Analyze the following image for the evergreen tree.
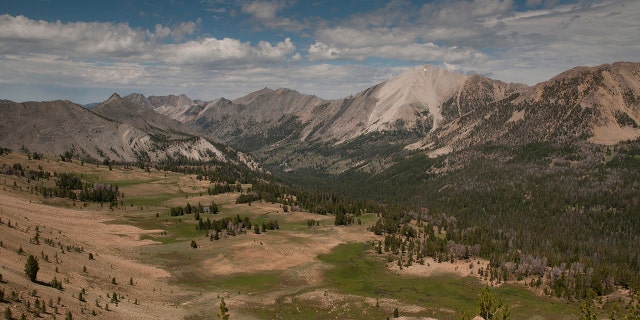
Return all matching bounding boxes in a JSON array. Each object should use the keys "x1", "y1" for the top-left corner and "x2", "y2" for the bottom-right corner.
[
  {"x1": 24, "y1": 255, "x2": 39, "y2": 282},
  {"x1": 578, "y1": 290, "x2": 598, "y2": 320},
  {"x1": 477, "y1": 286, "x2": 510, "y2": 320},
  {"x1": 218, "y1": 297, "x2": 229, "y2": 320}
]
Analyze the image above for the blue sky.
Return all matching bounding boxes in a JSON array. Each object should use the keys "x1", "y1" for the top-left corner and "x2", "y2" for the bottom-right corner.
[{"x1": 1, "y1": 0, "x2": 638, "y2": 103}]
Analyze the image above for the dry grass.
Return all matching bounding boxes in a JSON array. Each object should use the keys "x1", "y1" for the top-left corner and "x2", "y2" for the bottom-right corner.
[{"x1": 0, "y1": 187, "x2": 187, "y2": 319}]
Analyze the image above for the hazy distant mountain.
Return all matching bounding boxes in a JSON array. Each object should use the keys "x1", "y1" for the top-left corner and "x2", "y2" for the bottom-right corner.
[
  {"x1": 124, "y1": 93, "x2": 206, "y2": 123},
  {"x1": 82, "y1": 102, "x2": 100, "y2": 109}
]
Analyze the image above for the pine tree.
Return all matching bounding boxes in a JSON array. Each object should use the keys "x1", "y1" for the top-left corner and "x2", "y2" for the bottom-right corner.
[
  {"x1": 218, "y1": 297, "x2": 229, "y2": 320},
  {"x1": 24, "y1": 255, "x2": 39, "y2": 282},
  {"x1": 477, "y1": 286, "x2": 510, "y2": 320},
  {"x1": 578, "y1": 290, "x2": 598, "y2": 320}
]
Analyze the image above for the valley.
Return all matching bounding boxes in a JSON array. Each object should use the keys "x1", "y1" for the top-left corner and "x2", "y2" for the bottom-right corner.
[{"x1": 0, "y1": 152, "x2": 588, "y2": 319}]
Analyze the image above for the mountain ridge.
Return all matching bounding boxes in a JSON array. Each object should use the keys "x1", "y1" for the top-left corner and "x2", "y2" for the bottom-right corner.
[
  {"x1": 0, "y1": 96, "x2": 249, "y2": 167},
  {"x1": 3, "y1": 61, "x2": 640, "y2": 173},
  {"x1": 115, "y1": 62, "x2": 640, "y2": 173},
  {"x1": 125, "y1": 65, "x2": 528, "y2": 143}
]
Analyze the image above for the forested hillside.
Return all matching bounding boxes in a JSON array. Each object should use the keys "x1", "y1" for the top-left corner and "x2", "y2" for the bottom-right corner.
[{"x1": 281, "y1": 139, "x2": 640, "y2": 302}]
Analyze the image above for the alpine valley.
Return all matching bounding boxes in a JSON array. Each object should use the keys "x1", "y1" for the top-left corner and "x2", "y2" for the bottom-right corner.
[{"x1": 2, "y1": 61, "x2": 640, "y2": 319}]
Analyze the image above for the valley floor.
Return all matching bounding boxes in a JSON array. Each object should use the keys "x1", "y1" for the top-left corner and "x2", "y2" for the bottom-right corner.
[{"x1": 0, "y1": 153, "x2": 581, "y2": 319}]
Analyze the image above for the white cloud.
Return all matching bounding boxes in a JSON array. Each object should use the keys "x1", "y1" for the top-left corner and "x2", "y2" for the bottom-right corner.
[
  {"x1": 242, "y1": 1, "x2": 281, "y2": 21},
  {"x1": 170, "y1": 21, "x2": 199, "y2": 41},
  {"x1": 154, "y1": 24, "x2": 172, "y2": 40},
  {"x1": 160, "y1": 37, "x2": 295, "y2": 67},
  {"x1": 471, "y1": 0, "x2": 514, "y2": 17},
  {"x1": 0, "y1": 14, "x2": 149, "y2": 58},
  {"x1": 241, "y1": 0, "x2": 301, "y2": 30},
  {"x1": 307, "y1": 0, "x2": 511, "y2": 63},
  {"x1": 315, "y1": 26, "x2": 415, "y2": 48},
  {"x1": 307, "y1": 42, "x2": 342, "y2": 61},
  {"x1": 307, "y1": 41, "x2": 484, "y2": 64},
  {"x1": 0, "y1": 13, "x2": 294, "y2": 68},
  {"x1": 476, "y1": 0, "x2": 640, "y2": 84},
  {"x1": 0, "y1": 53, "x2": 152, "y2": 86}
]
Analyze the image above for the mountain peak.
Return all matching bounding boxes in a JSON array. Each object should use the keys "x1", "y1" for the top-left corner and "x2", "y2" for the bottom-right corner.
[
  {"x1": 108, "y1": 93, "x2": 122, "y2": 101},
  {"x1": 232, "y1": 87, "x2": 275, "y2": 105},
  {"x1": 369, "y1": 65, "x2": 470, "y2": 131}
]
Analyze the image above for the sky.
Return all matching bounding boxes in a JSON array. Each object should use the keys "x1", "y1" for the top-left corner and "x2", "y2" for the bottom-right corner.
[{"x1": 0, "y1": 0, "x2": 638, "y2": 104}]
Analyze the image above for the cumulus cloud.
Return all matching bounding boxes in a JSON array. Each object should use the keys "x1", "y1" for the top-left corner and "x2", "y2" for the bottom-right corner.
[
  {"x1": 0, "y1": 14, "x2": 149, "y2": 58},
  {"x1": 0, "y1": 13, "x2": 294, "y2": 68},
  {"x1": 307, "y1": 42, "x2": 342, "y2": 61},
  {"x1": 154, "y1": 24, "x2": 172, "y2": 40},
  {"x1": 170, "y1": 21, "x2": 199, "y2": 41},
  {"x1": 160, "y1": 37, "x2": 295, "y2": 67}
]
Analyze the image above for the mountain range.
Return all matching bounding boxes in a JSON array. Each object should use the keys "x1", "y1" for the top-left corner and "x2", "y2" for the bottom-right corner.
[
  {"x1": 1, "y1": 62, "x2": 639, "y2": 175},
  {"x1": 121, "y1": 61, "x2": 640, "y2": 173},
  {"x1": 0, "y1": 94, "x2": 238, "y2": 166}
]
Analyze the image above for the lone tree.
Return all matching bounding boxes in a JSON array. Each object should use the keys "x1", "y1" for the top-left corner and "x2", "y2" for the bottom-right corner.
[
  {"x1": 477, "y1": 286, "x2": 510, "y2": 320},
  {"x1": 24, "y1": 255, "x2": 39, "y2": 282},
  {"x1": 217, "y1": 297, "x2": 229, "y2": 320}
]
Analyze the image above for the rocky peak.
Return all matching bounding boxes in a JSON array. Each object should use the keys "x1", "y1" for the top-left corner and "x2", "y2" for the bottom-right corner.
[
  {"x1": 370, "y1": 65, "x2": 470, "y2": 130},
  {"x1": 107, "y1": 92, "x2": 122, "y2": 101}
]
